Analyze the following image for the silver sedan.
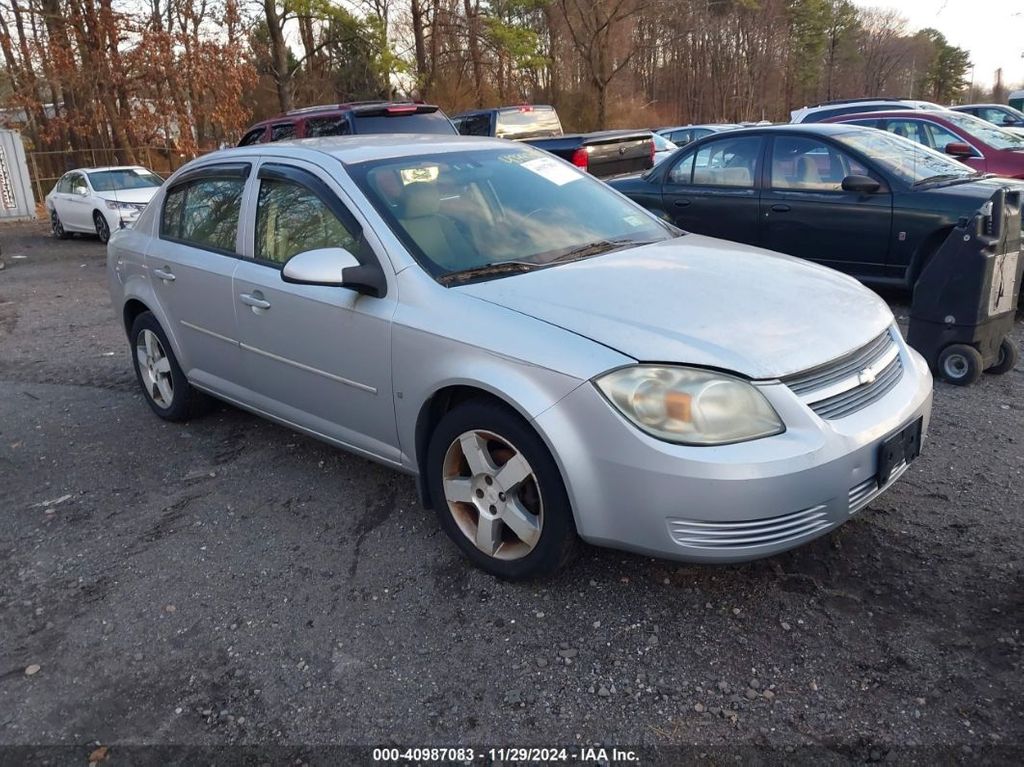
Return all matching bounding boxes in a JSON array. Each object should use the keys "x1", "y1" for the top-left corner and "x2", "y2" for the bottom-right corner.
[{"x1": 107, "y1": 135, "x2": 933, "y2": 579}]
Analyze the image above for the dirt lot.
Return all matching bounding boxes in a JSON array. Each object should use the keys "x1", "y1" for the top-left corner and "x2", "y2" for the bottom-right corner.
[{"x1": 0, "y1": 221, "x2": 1021, "y2": 762}]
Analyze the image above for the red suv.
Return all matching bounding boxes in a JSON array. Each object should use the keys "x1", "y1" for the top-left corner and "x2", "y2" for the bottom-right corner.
[
  {"x1": 823, "y1": 109, "x2": 1024, "y2": 178},
  {"x1": 238, "y1": 101, "x2": 457, "y2": 146}
]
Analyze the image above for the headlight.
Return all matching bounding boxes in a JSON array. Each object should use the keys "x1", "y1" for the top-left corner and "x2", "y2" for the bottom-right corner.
[
  {"x1": 105, "y1": 200, "x2": 139, "y2": 211},
  {"x1": 595, "y1": 366, "x2": 784, "y2": 445}
]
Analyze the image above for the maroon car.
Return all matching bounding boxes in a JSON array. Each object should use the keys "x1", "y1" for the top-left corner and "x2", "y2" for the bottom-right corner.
[
  {"x1": 238, "y1": 101, "x2": 456, "y2": 146},
  {"x1": 823, "y1": 109, "x2": 1024, "y2": 179}
]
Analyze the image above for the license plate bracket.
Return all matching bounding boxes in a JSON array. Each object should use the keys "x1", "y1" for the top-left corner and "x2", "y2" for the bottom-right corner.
[{"x1": 877, "y1": 417, "x2": 923, "y2": 485}]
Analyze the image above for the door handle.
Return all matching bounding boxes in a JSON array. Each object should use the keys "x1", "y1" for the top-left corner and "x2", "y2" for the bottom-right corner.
[
  {"x1": 153, "y1": 267, "x2": 176, "y2": 282},
  {"x1": 673, "y1": 199, "x2": 692, "y2": 208},
  {"x1": 770, "y1": 204, "x2": 791, "y2": 213},
  {"x1": 239, "y1": 291, "x2": 271, "y2": 311}
]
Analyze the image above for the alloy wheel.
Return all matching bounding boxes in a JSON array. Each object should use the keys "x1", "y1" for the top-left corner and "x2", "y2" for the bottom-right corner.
[
  {"x1": 442, "y1": 430, "x2": 543, "y2": 560},
  {"x1": 95, "y1": 214, "x2": 110, "y2": 243},
  {"x1": 136, "y1": 329, "x2": 174, "y2": 408}
]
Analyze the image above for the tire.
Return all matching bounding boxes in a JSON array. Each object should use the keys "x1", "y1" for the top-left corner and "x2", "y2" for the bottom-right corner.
[
  {"x1": 129, "y1": 311, "x2": 208, "y2": 421},
  {"x1": 50, "y1": 209, "x2": 71, "y2": 240},
  {"x1": 425, "y1": 399, "x2": 577, "y2": 580},
  {"x1": 937, "y1": 343, "x2": 984, "y2": 386},
  {"x1": 985, "y1": 337, "x2": 1019, "y2": 375},
  {"x1": 93, "y1": 211, "x2": 111, "y2": 244}
]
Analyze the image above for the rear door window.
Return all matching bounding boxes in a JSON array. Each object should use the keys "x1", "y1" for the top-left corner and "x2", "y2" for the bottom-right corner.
[
  {"x1": 270, "y1": 123, "x2": 296, "y2": 142},
  {"x1": 161, "y1": 177, "x2": 245, "y2": 253},
  {"x1": 690, "y1": 136, "x2": 761, "y2": 187}
]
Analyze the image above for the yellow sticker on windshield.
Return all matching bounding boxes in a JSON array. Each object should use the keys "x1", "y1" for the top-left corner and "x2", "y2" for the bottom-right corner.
[{"x1": 400, "y1": 166, "x2": 439, "y2": 185}]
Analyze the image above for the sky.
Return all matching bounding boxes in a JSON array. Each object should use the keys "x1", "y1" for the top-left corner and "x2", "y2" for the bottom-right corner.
[{"x1": 853, "y1": 0, "x2": 1024, "y2": 89}]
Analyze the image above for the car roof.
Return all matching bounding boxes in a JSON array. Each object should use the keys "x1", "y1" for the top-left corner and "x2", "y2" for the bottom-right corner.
[
  {"x1": 188, "y1": 134, "x2": 516, "y2": 167},
  {"x1": 690, "y1": 123, "x2": 864, "y2": 138},
  {"x1": 951, "y1": 103, "x2": 1010, "y2": 110},
  {"x1": 247, "y1": 102, "x2": 439, "y2": 128},
  {"x1": 822, "y1": 109, "x2": 957, "y2": 122},
  {"x1": 657, "y1": 124, "x2": 741, "y2": 132},
  {"x1": 64, "y1": 166, "x2": 149, "y2": 174}
]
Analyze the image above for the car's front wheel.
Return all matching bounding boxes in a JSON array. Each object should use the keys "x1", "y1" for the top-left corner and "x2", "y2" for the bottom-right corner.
[
  {"x1": 93, "y1": 211, "x2": 111, "y2": 244},
  {"x1": 426, "y1": 399, "x2": 577, "y2": 580},
  {"x1": 129, "y1": 312, "x2": 207, "y2": 421}
]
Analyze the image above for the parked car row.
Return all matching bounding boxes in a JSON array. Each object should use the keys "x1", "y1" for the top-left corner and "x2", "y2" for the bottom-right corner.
[{"x1": 607, "y1": 123, "x2": 1020, "y2": 292}]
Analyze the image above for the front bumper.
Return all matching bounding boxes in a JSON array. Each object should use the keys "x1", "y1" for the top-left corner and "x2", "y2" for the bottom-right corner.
[{"x1": 533, "y1": 339, "x2": 934, "y2": 563}]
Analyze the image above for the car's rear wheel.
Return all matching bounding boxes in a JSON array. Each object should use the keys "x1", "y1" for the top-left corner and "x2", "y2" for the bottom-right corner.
[
  {"x1": 93, "y1": 211, "x2": 111, "y2": 244},
  {"x1": 426, "y1": 399, "x2": 577, "y2": 580},
  {"x1": 50, "y1": 210, "x2": 70, "y2": 240},
  {"x1": 129, "y1": 312, "x2": 207, "y2": 421}
]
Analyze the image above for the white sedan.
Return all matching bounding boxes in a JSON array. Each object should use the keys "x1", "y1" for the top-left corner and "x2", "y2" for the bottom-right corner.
[{"x1": 45, "y1": 166, "x2": 163, "y2": 243}]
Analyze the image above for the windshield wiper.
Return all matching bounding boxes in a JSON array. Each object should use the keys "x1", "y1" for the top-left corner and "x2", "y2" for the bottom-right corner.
[
  {"x1": 439, "y1": 260, "x2": 541, "y2": 285},
  {"x1": 547, "y1": 238, "x2": 655, "y2": 264},
  {"x1": 913, "y1": 173, "x2": 976, "y2": 187}
]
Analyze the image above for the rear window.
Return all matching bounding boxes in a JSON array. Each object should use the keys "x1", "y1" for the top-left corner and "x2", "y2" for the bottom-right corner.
[
  {"x1": 495, "y1": 107, "x2": 563, "y2": 139},
  {"x1": 306, "y1": 116, "x2": 350, "y2": 137},
  {"x1": 351, "y1": 111, "x2": 456, "y2": 135}
]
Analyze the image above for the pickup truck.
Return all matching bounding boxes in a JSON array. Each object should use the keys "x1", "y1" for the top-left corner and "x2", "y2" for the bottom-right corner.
[{"x1": 451, "y1": 105, "x2": 654, "y2": 179}]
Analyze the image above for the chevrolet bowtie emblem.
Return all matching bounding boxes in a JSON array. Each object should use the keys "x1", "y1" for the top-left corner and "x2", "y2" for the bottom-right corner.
[{"x1": 858, "y1": 368, "x2": 877, "y2": 386}]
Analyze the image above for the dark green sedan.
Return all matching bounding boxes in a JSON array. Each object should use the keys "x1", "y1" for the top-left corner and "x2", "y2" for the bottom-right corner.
[{"x1": 608, "y1": 124, "x2": 1022, "y2": 290}]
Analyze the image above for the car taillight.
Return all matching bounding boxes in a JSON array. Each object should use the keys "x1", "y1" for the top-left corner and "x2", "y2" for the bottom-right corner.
[
  {"x1": 385, "y1": 105, "x2": 417, "y2": 114},
  {"x1": 571, "y1": 148, "x2": 589, "y2": 171}
]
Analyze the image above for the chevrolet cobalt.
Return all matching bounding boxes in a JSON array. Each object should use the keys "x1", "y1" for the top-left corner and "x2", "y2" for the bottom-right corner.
[{"x1": 108, "y1": 136, "x2": 933, "y2": 579}]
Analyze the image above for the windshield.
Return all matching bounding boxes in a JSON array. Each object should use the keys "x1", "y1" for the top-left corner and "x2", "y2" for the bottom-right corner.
[
  {"x1": 835, "y1": 129, "x2": 977, "y2": 185},
  {"x1": 87, "y1": 168, "x2": 163, "y2": 192},
  {"x1": 940, "y1": 112, "x2": 1024, "y2": 150},
  {"x1": 350, "y1": 147, "x2": 676, "y2": 280},
  {"x1": 495, "y1": 107, "x2": 563, "y2": 139}
]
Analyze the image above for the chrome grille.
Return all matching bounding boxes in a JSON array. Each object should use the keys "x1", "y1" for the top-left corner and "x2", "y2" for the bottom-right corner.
[
  {"x1": 783, "y1": 328, "x2": 904, "y2": 420},
  {"x1": 667, "y1": 505, "x2": 831, "y2": 549}
]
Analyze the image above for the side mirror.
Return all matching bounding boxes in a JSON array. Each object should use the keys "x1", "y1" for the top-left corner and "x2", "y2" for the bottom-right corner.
[
  {"x1": 944, "y1": 142, "x2": 974, "y2": 158},
  {"x1": 841, "y1": 175, "x2": 881, "y2": 194},
  {"x1": 281, "y1": 247, "x2": 386, "y2": 297},
  {"x1": 74, "y1": 186, "x2": 89, "y2": 196}
]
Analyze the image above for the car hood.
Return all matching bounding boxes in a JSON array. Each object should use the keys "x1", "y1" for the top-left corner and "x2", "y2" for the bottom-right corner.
[
  {"x1": 94, "y1": 188, "x2": 159, "y2": 204},
  {"x1": 456, "y1": 237, "x2": 894, "y2": 379}
]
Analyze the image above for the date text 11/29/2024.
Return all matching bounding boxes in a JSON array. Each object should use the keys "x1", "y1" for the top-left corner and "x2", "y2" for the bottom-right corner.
[{"x1": 372, "y1": 746, "x2": 640, "y2": 763}]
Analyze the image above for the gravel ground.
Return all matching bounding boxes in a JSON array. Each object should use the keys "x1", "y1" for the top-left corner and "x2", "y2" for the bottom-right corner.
[{"x1": 0, "y1": 221, "x2": 1021, "y2": 763}]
